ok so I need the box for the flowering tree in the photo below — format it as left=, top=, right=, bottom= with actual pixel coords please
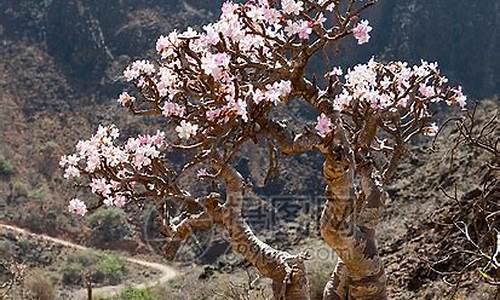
left=60, top=0, right=467, bottom=299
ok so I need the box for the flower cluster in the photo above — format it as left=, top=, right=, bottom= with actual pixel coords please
left=315, top=113, right=333, bottom=137
left=61, top=126, right=169, bottom=215
left=123, top=60, right=155, bottom=82
left=68, top=198, right=87, bottom=216
left=332, top=59, right=466, bottom=113
left=352, top=20, right=372, bottom=45
left=117, top=0, right=351, bottom=144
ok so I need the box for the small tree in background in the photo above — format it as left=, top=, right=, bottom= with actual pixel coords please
left=60, top=0, right=467, bottom=298
left=87, top=208, right=131, bottom=246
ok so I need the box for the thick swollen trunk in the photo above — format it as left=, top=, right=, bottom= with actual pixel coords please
left=219, top=165, right=311, bottom=300
left=222, top=211, right=310, bottom=299
left=320, top=157, right=387, bottom=300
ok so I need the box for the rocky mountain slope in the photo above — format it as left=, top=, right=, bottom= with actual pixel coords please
left=1, top=0, right=498, bottom=101
left=0, top=1, right=498, bottom=298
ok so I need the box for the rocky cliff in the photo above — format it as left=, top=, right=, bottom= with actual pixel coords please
left=1, top=0, right=498, bottom=102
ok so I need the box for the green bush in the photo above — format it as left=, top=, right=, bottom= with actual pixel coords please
left=61, top=250, right=127, bottom=286
left=61, top=262, right=83, bottom=285
left=12, top=180, right=29, bottom=198
left=87, top=208, right=130, bottom=246
left=67, top=250, right=98, bottom=267
left=17, top=238, right=31, bottom=256
left=105, top=287, right=159, bottom=300
left=23, top=208, right=58, bottom=232
left=28, top=187, right=46, bottom=200
left=61, top=250, right=97, bottom=285
left=0, top=158, right=14, bottom=177
left=95, top=251, right=127, bottom=284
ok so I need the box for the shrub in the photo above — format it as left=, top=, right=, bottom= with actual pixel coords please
left=61, top=250, right=127, bottom=286
left=24, top=269, right=56, bottom=300
left=94, top=251, right=127, bottom=284
left=0, top=158, right=14, bottom=177
left=17, top=237, right=31, bottom=256
left=12, top=180, right=29, bottom=198
left=61, top=262, right=83, bottom=285
left=87, top=208, right=130, bottom=246
left=67, top=250, right=98, bottom=267
left=61, top=250, right=97, bottom=285
left=23, top=207, right=58, bottom=232
left=117, top=287, right=159, bottom=300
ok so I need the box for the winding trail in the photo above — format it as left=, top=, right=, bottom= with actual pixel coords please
left=0, top=223, right=178, bottom=299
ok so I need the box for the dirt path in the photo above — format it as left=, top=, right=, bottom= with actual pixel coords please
left=0, top=223, right=178, bottom=299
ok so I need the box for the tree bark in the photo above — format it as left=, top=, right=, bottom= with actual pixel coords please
left=218, top=165, right=310, bottom=300
left=320, top=154, right=387, bottom=300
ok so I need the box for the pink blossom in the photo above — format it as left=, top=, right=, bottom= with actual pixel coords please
left=452, top=86, right=467, bottom=108
left=419, top=83, right=435, bottom=98
left=221, top=2, right=239, bottom=16
left=201, top=24, right=220, bottom=46
left=397, top=97, right=409, bottom=108
left=333, top=92, right=352, bottom=111
left=138, top=135, right=151, bottom=145
left=156, top=35, right=170, bottom=54
left=352, top=20, right=372, bottom=45
left=206, top=107, right=225, bottom=122
left=64, top=166, right=80, bottom=179
left=60, top=154, right=79, bottom=168
left=162, top=101, right=185, bottom=117
left=90, top=178, right=112, bottom=196
left=263, top=7, right=281, bottom=24
left=218, top=16, right=245, bottom=43
left=247, top=5, right=265, bottom=21
left=113, top=195, right=127, bottom=208
left=281, top=0, right=303, bottom=15
left=315, top=113, right=333, bottom=137
left=285, top=20, right=312, bottom=40
left=110, top=180, right=121, bottom=189
left=133, top=153, right=151, bottom=168
left=157, top=67, right=178, bottom=97
left=103, top=197, right=114, bottom=207
left=232, top=99, right=248, bottom=122
left=175, top=120, right=199, bottom=140
left=155, top=31, right=180, bottom=58
left=109, top=127, right=120, bottom=139
left=271, top=80, right=292, bottom=99
left=68, top=198, right=87, bottom=216
left=118, top=92, right=135, bottom=106
left=252, top=88, right=267, bottom=104
left=259, top=80, right=292, bottom=104
left=180, top=27, right=198, bottom=39
left=103, top=147, right=127, bottom=167
left=152, top=131, right=166, bottom=147
left=328, top=67, right=343, bottom=77
left=123, top=60, right=155, bottom=81
left=201, top=52, right=231, bottom=80
left=86, top=154, right=101, bottom=173
left=297, top=21, right=313, bottom=40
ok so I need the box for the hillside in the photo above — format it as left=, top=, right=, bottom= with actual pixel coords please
left=0, top=0, right=498, bottom=299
